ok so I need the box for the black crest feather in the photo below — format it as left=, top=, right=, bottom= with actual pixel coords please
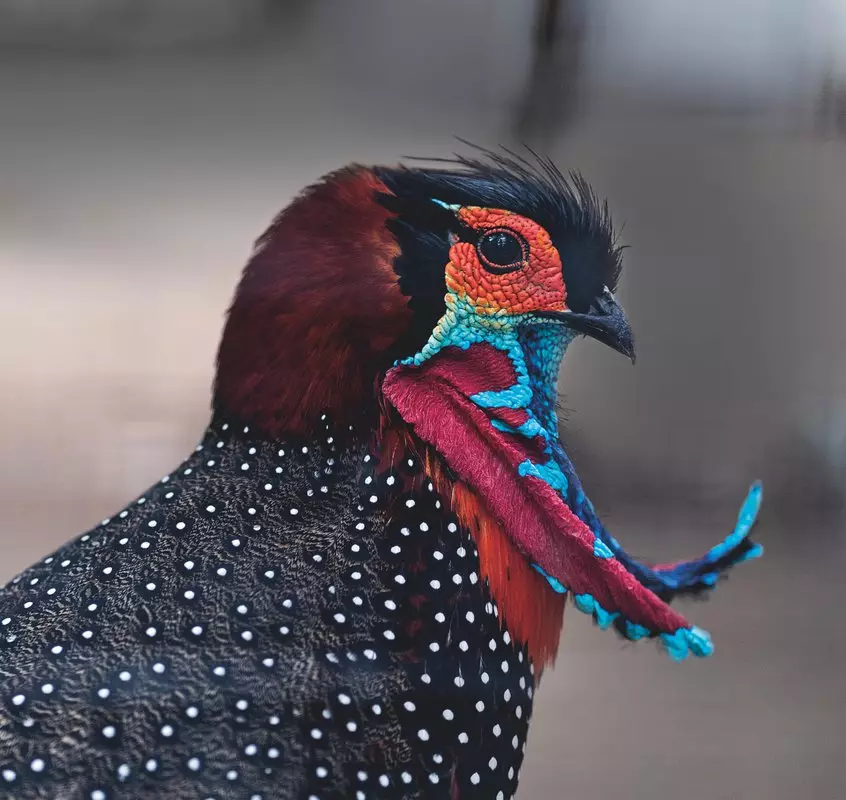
left=375, top=142, right=625, bottom=317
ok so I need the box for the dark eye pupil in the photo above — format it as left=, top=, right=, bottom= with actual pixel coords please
left=478, top=231, right=523, bottom=268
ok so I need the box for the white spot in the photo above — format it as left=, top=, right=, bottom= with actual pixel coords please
left=417, top=728, right=430, bottom=741
left=30, top=759, right=45, bottom=773
left=458, top=731, right=469, bottom=744
left=102, top=725, right=116, bottom=739
left=471, top=772, right=480, bottom=785
left=442, top=709, right=454, bottom=721
left=161, top=724, right=174, bottom=737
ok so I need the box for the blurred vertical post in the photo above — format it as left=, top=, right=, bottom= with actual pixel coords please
left=514, top=0, right=587, bottom=146
left=815, top=1, right=846, bottom=136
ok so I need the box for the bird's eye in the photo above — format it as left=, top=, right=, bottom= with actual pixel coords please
left=476, top=229, right=527, bottom=273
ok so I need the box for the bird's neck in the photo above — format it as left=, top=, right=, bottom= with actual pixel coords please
left=402, top=294, right=574, bottom=435
left=380, top=297, right=576, bottom=669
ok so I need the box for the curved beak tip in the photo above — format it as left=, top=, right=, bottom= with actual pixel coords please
left=564, top=292, right=636, bottom=362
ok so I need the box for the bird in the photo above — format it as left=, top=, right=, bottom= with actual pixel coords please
left=0, top=146, right=763, bottom=800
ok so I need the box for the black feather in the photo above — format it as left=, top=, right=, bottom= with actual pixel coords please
left=375, top=142, right=625, bottom=316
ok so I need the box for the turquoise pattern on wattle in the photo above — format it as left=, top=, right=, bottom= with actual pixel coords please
left=401, top=292, right=762, bottom=661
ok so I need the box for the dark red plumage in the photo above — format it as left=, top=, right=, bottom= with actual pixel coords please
left=214, top=166, right=409, bottom=438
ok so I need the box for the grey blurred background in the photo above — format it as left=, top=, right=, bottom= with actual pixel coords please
left=1, top=2, right=844, bottom=798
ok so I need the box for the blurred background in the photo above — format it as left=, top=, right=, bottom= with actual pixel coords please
left=0, top=1, right=844, bottom=798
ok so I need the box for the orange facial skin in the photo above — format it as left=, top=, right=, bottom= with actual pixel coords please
left=446, top=207, right=568, bottom=317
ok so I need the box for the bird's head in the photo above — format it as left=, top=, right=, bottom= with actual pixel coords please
left=214, top=147, right=632, bottom=438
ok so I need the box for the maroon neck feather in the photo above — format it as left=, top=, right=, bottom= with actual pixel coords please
left=213, top=166, right=411, bottom=439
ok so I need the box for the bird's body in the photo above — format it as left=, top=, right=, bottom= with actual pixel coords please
left=0, top=419, right=533, bottom=799
left=0, top=149, right=762, bottom=799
